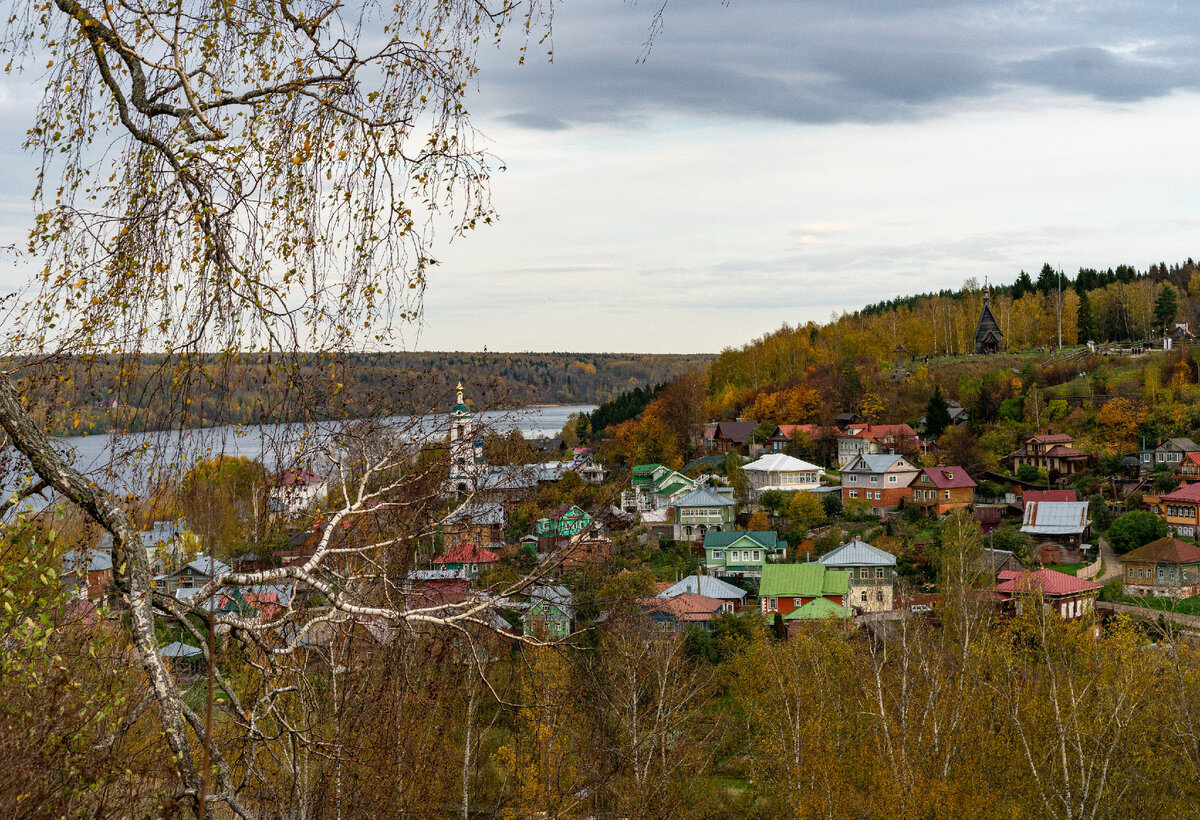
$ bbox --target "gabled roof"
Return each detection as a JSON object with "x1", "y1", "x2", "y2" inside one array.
[
  {"x1": 1022, "y1": 489, "x2": 1077, "y2": 505},
  {"x1": 274, "y1": 469, "x2": 324, "y2": 488},
  {"x1": 918, "y1": 467, "x2": 977, "y2": 489},
  {"x1": 994, "y1": 568, "x2": 1101, "y2": 598},
  {"x1": 844, "y1": 453, "x2": 918, "y2": 474},
  {"x1": 704, "y1": 421, "x2": 757, "y2": 444},
  {"x1": 444, "y1": 501, "x2": 506, "y2": 526},
  {"x1": 158, "y1": 641, "x2": 203, "y2": 658},
  {"x1": 760, "y1": 564, "x2": 850, "y2": 598},
  {"x1": 160, "y1": 555, "x2": 231, "y2": 579},
  {"x1": 433, "y1": 543, "x2": 500, "y2": 565},
  {"x1": 743, "y1": 453, "x2": 823, "y2": 473},
  {"x1": 1159, "y1": 438, "x2": 1200, "y2": 453},
  {"x1": 783, "y1": 597, "x2": 849, "y2": 620},
  {"x1": 771, "y1": 424, "x2": 829, "y2": 441},
  {"x1": 818, "y1": 537, "x2": 897, "y2": 567},
  {"x1": 1162, "y1": 483, "x2": 1200, "y2": 503},
  {"x1": 638, "y1": 593, "x2": 726, "y2": 622},
  {"x1": 526, "y1": 585, "x2": 574, "y2": 618},
  {"x1": 61, "y1": 549, "x2": 113, "y2": 573},
  {"x1": 842, "y1": 423, "x2": 918, "y2": 443},
  {"x1": 657, "y1": 575, "x2": 747, "y2": 601},
  {"x1": 1021, "y1": 501, "x2": 1090, "y2": 535},
  {"x1": 674, "y1": 487, "x2": 735, "y2": 508},
  {"x1": 1121, "y1": 536, "x2": 1200, "y2": 564},
  {"x1": 703, "y1": 530, "x2": 786, "y2": 551}
]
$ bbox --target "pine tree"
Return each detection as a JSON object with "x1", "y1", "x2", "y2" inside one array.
[
  {"x1": 1077, "y1": 290, "x2": 1099, "y2": 343},
  {"x1": 924, "y1": 385, "x2": 953, "y2": 440},
  {"x1": 1155, "y1": 283, "x2": 1179, "y2": 333}
]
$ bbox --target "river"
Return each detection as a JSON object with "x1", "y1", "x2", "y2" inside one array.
[{"x1": 9, "y1": 404, "x2": 596, "y2": 505}]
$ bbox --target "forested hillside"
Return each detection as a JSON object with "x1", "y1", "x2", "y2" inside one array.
[{"x1": 31, "y1": 352, "x2": 711, "y2": 436}]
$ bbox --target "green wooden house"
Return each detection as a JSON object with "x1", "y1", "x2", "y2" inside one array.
[
  {"x1": 521, "y1": 585, "x2": 574, "y2": 639},
  {"x1": 535, "y1": 505, "x2": 595, "y2": 539},
  {"x1": 703, "y1": 530, "x2": 787, "y2": 578},
  {"x1": 672, "y1": 486, "x2": 736, "y2": 541}
]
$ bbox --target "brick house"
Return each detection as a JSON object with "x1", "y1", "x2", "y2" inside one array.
[
  {"x1": 910, "y1": 466, "x2": 977, "y2": 517},
  {"x1": 840, "y1": 453, "x2": 921, "y2": 513},
  {"x1": 836, "y1": 424, "x2": 919, "y2": 469},
  {"x1": 1121, "y1": 537, "x2": 1200, "y2": 598}
]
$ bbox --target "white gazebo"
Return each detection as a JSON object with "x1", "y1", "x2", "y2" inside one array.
[{"x1": 742, "y1": 453, "x2": 825, "y2": 496}]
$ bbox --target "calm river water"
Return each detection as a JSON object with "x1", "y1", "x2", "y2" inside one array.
[{"x1": 10, "y1": 404, "x2": 595, "y2": 504}]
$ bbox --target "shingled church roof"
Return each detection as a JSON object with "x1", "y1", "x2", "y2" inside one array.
[{"x1": 974, "y1": 287, "x2": 1004, "y2": 354}]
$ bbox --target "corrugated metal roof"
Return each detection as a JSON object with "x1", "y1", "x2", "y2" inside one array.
[
  {"x1": 674, "y1": 487, "x2": 735, "y2": 508},
  {"x1": 760, "y1": 564, "x2": 850, "y2": 597},
  {"x1": 444, "y1": 501, "x2": 506, "y2": 526},
  {"x1": 845, "y1": 453, "x2": 914, "y2": 474},
  {"x1": 657, "y1": 575, "x2": 747, "y2": 601},
  {"x1": 818, "y1": 538, "x2": 897, "y2": 567},
  {"x1": 703, "y1": 530, "x2": 785, "y2": 551},
  {"x1": 1021, "y1": 501, "x2": 1090, "y2": 534},
  {"x1": 743, "y1": 453, "x2": 822, "y2": 473}
]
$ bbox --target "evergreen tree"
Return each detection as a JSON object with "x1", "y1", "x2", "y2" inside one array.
[
  {"x1": 1155, "y1": 283, "x2": 1179, "y2": 332},
  {"x1": 1012, "y1": 270, "x2": 1034, "y2": 300},
  {"x1": 1077, "y1": 290, "x2": 1099, "y2": 343},
  {"x1": 924, "y1": 385, "x2": 953, "y2": 439}
]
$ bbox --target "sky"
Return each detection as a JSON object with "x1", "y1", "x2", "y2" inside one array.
[
  {"x1": 410, "y1": 0, "x2": 1200, "y2": 353},
  {"x1": 2, "y1": 0, "x2": 1199, "y2": 355}
]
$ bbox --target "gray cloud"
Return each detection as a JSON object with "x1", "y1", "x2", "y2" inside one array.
[{"x1": 473, "y1": 0, "x2": 1200, "y2": 128}]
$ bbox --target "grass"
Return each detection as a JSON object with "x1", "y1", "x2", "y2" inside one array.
[
  {"x1": 1118, "y1": 595, "x2": 1200, "y2": 617},
  {"x1": 1053, "y1": 563, "x2": 1087, "y2": 576}
]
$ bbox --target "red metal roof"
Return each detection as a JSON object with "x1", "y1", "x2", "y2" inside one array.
[
  {"x1": 434, "y1": 543, "x2": 500, "y2": 565},
  {"x1": 638, "y1": 592, "x2": 725, "y2": 621},
  {"x1": 1023, "y1": 490, "x2": 1078, "y2": 505},
  {"x1": 919, "y1": 466, "x2": 977, "y2": 489},
  {"x1": 1162, "y1": 483, "x2": 1200, "y2": 503},
  {"x1": 994, "y1": 568, "x2": 1102, "y2": 598}
]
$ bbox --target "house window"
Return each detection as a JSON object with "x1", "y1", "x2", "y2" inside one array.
[
  {"x1": 876, "y1": 567, "x2": 884, "y2": 579},
  {"x1": 888, "y1": 475, "x2": 897, "y2": 483},
  {"x1": 870, "y1": 476, "x2": 879, "y2": 484},
  {"x1": 768, "y1": 597, "x2": 777, "y2": 611},
  {"x1": 849, "y1": 490, "x2": 858, "y2": 498},
  {"x1": 713, "y1": 550, "x2": 723, "y2": 560},
  {"x1": 914, "y1": 490, "x2": 921, "y2": 499},
  {"x1": 944, "y1": 491, "x2": 951, "y2": 500},
  {"x1": 876, "y1": 590, "x2": 884, "y2": 602},
  {"x1": 752, "y1": 550, "x2": 761, "y2": 561},
  {"x1": 860, "y1": 568, "x2": 870, "y2": 579},
  {"x1": 848, "y1": 475, "x2": 857, "y2": 483},
  {"x1": 1158, "y1": 568, "x2": 1166, "y2": 581},
  {"x1": 1138, "y1": 569, "x2": 1144, "y2": 578},
  {"x1": 860, "y1": 591, "x2": 868, "y2": 603},
  {"x1": 1128, "y1": 567, "x2": 1134, "y2": 578}
]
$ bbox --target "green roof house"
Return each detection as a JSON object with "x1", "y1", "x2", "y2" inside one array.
[
  {"x1": 703, "y1": 530, "x2": 787, "y2": 578},
  {"x1": 625, "y1": 463, "x2": 699, "y2": 514},
  {"x1": 759, "y1": 563, "x2": 851, "y2": 623}
]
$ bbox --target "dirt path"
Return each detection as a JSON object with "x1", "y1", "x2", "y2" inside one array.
[{"x1": 1097, "y1": 537, "x2": 1122, "y2": 582}]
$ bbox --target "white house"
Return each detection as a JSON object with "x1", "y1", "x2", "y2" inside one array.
[{"x1": 742, "y1": 453, "x2": 825, "y2": 497}]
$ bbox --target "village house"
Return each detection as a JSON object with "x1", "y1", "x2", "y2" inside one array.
[
  {"x1": 441, "y1": 501, "x2": 506, "y2": 550},
  {"x1": 759, "y1": 564, "x2": 851, "y2": 632},
  {"x1": 910, "y1": 466, "x2": 977, "y2": 517},
  {"x1": 817, "y1": 536, "x2": 897, "y2": 613},
  {"x1": 702, "y1": 530, "x2": 787, "y2": 578},
  {"x1": 672, "y1": 486, "x2": 737, "y2": 542},
  {"x1": 702, "y1": 420, "x2": 758, "y2": 455},
  {"x1": 536, "y1": 504, "x2": 598, "y2": 547},
  {"x1": 1146, "y1": 483, "x2": 1200, "y2": 538},
  {"x1": 270, "y1": 468, "x2": 325, "y2": 516},
  {"x1": 767, "y1": 424, "x2": 835, "y2": 453},
  {"x1": 623, "y1": 463, "x2": 697, "y2": 513},
  {"x1": 154, "y1": 554, "x2": 232, "y2": 596},
  {"x1": 404, "y1": 568, "x2": 470, "y2": 607},
  {"x1": 637, "y1": 593, "x2": 728, "y2": 632},
  {"x1": 1139, "y1": 437, "x2": 1200, "y2": 473},
  {"x1": 60, "y1": 549, "x2": 114, "y2": 600},
  {"x1": 432, "y1": 543, "x2": 500, "y2": 580},
  {"x1": 552, "y1": 532, "x2": 614, "y2": 568},
  {"x1": 1020, "y1": 500, "x2": 1091, "y2": 564},
  {"x1": 836, "y1": 423, "x2": 920, "y2": 469},
  {"x1": 980, "y1": 547, "x2": 1025, "y2": 581},
  {"x1": 656, "y1": 575, "x2": 747, "y2": 610},
  {"x1": 994, "y1": 568, "x2": 1101, "y2": 621},
  {"x1": 521, "y1": 585, "x2": 574, "y2": 639},
  {"x1": 1121, "y1": 537, "x2": 1200, "y2": 598},
  {"x1": 840, "y1": 453, "x2": 921, "y2": 513},
  {"x1": 742, "y1": 453, "x2": 825, "y2": 497},
  {"x1": 1176, "y1": 453, "x2": 1200, "y2": 484},
  {"x1": 1005, "y1": 430, "x2": 1090, "y2": 477},
  {"x1": 1020, "y1": 489, "x2": 1078, "y2": 510},
  {"x1": 920, "y1": 400, "x2": 969, "y2": 432}
]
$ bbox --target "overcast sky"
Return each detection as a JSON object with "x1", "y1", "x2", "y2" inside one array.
[
  {"x1": 3, "y1": 0, "x2": 1199, "y2": 355},
  {"x1": 409, "y1": 0, "x2": 1200, "y2": 353}
]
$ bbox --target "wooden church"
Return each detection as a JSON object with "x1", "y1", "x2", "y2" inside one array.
[{"x1": 974, "y1": 287, "x2": 1004, "y2": 354}]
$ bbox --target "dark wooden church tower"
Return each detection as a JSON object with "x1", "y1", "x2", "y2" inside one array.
[{"x1": 974, "y1": 287, "x2": 1003, "y2": 354}]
